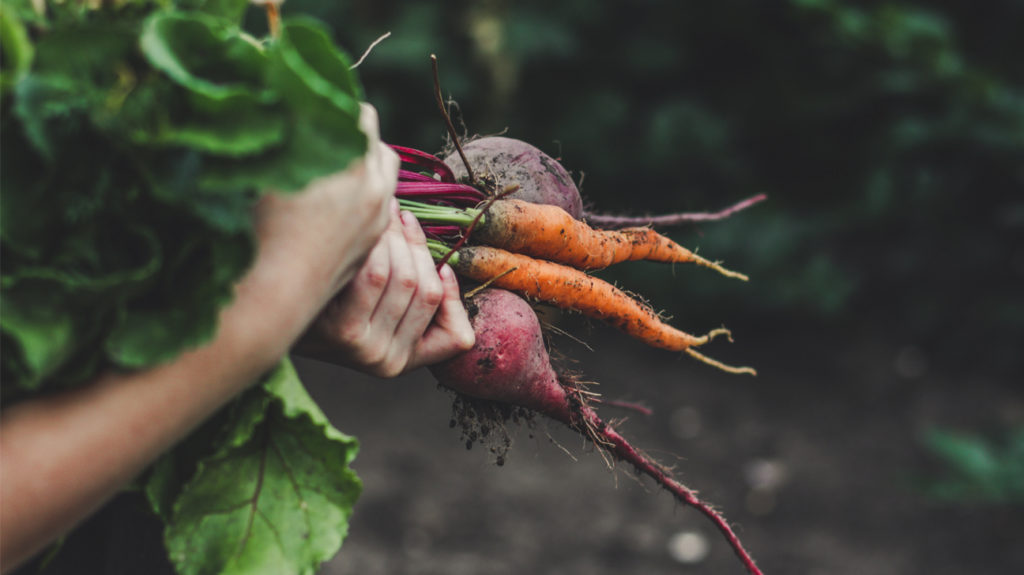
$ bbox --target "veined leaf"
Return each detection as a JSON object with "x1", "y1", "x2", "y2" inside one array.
[
  {"x1": 140, "y1": 11, "x2": 273, "y2": 112},
  {"x1": 193, "y1": 18, "x2": 369, "y2": 193},
  {"x1": 199, "y1": 113, "x2": 365, "y2": 193},
  {"x1": 136, "y1": 103, "x2": 287, "y2": 156},
  {"x1": 147, "y1": 386, "x2": 273, "y2": 522},
  {"x1": 164, "y1": 359, "x2": 361, "y2": 575},
  {"x1": 136, "y1": 12, "x2": 287, "y2": 157},
  {"x1": 268, "y1": 19, "x2": 363, "y2": 119}
]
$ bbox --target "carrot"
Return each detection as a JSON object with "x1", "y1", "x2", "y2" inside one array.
[
  {"x1": 438, "y1": 244, "x2": 756, "y2": 374},
  {"x1": 407, "y1": 198, "x2": 747, "y2": 280},
  {"x1": 484, "y1": 200, "x2": 747, "y2": 279}
]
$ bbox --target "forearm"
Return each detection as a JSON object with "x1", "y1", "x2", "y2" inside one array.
[
  {"x1": 0, "y1": 99, "x2": 397, "y2": 571},
  {"x1": 0, "y1": 249, "x2": 320, "y2": 571}
]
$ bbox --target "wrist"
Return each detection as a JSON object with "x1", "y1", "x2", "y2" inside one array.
[{"x1": 226, "y1": 246, "x2": 332, "y2": 365}]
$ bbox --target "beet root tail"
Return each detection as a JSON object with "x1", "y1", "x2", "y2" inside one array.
[{"x1": 572, "y1": 403, "x2": 763, "y2": 575}]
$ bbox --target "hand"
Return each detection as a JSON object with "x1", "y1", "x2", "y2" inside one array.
[{"x1": 297, "y1": 203, "x2": 476, "y2": 377}]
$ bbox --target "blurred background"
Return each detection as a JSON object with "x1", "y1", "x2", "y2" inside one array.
[{"x1": 277, "y1": 0, "x2": 1022, "y2": 573}]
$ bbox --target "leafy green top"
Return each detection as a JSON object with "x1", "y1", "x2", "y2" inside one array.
[{"x1": 2, "y1": 1, "x2": 367, "y2": 573}]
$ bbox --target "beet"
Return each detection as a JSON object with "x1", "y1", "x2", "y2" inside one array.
[
  {"x1": 429, "y1": 288, "x2": 762, "y2": 574},
  {"x1": 429, "y1": 289, "x2": 571, "y2": 420},
  {"x1": 443, "y1": 137, "x2": 584, "y2": 220}
]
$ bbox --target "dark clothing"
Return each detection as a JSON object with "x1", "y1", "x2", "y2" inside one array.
[{"x1": 14, "y1": 493, "x2": 176, "y2": 575}]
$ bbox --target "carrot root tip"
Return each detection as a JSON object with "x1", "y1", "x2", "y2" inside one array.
[
  {"x1": 689, "y1": 327, "x2": 731, "y2": 347},
  {"x1": 706, "y1": 327, "x2": 734, "y2": 343},
  {"x1": 686, "y1": 348, "x2": 758, "y2": 375},
  {"x1": 691, "y1": 254, "x2": 749, "y2": 281}
]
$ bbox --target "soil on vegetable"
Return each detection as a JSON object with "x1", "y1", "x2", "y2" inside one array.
[
  {"x1": 447, "y1": 392, "x2": 536, "y2": 465},
  {"x1": 299, "y1": 316, "x2": 1024, "y2": 575}
]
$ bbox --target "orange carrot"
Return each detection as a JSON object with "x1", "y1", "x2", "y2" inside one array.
[
  {"x1": 474, "y1": 199, "x2": 747, "y2": 279},
  {"x1": 447, "y1": 245, "x2": 755, "y2": 374}
]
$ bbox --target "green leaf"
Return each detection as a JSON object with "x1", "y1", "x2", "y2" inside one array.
[
  {"x1": 12, "y1": 74, "x2": 94, "y2": 162},
  {"x1": 261, "y1": 357, "x2": 353, "y2": 446},
  {"x1": 0, "y1": 116, "x2": 52, "y2": 257},
  {"x1": 925, "y1": 429, "x2": 1000, "y2": 481},
  {"x1": 0, "y1": 288, "x2": 80, "y2": 390},
  {"x1": 137, "y1": 104, "x2": 286, "y2": 157},
  {"x1": 268, "y1": 19, "x2": 363, "y2": 118},
  {"x1": 175, "y1": 0, "x2": 252, "y2": 24},
  {"x1": 165, "y1": 359, "x2": 361, "y2": 575},
  {"x1": 145, "y1": 453, "x2": 183, "y2": 522},
  {"x1": 105, "y1": 230, "x2": 253, "y2": 368},
  {"x1": 199, "y1": 113, "x2": 365, "y2": 193},
  {"x1": 0, "y1": 4, "x2": 35, "y2": 93},
  {"x1": 140, "y1": 11, "x2": 272, "y2": 111},
  {"x1": 139, "y1": 150, "x2": 259, "y2": 234},
  {"x1": 17, "y1": 21, "x2": 139, "y2": 148},
  {"x1": 196, "y1": 18, "x2": 368, "y2": 193},
  {"x1": 147, "y1": 387, "x2": 272, "y2": 521},
  {"x1": 137, "y1": 11, "x2": 286, "y2": 156},
  {"x1": 2, "y1": 224, "x2": 162, "y2": 293}
]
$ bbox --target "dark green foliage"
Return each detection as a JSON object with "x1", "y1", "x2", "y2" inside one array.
[
  {"x1": 922, "y1": 428, "x2": 1024, "y2": 503},
  {"x1": 1, "y1": 2, "x2": 365, "y2": 572},
  {"x1": 1, "y1": 1, "x2": 366, "y2": 393}
]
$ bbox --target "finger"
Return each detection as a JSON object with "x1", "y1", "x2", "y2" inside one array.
[
  {"x1": 359, "y1": 143, "x2": 400, "y2": 244},
  {"x1": 389, "y1": 210, "x2": 445, "y2": 355},
  {"x1": 318, "y1": 219, "x2": 393, "y2": 342},
  {"x1": 319, "y1": 197, "x2": 401, "y2": 333},
  {"x1": 408, "y1": 264, "x2": 476, "y2": 369},
  {"x1": 365, "y1": 208, "x2": 418, "y2": 339},
  {"x1": 358, "y1": 102, "x2": 381, "y2": 143},
  {"x1": 433, "y1": 264, "x2": 476, "y2": 348}
]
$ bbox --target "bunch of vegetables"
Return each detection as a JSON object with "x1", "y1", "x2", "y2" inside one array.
[
  {"x1": 2, "y1": 1, "x2": 764, "y2": 574},
  {"x1": 396, "y1": 138, "x2": 754, "y2": 368},
  {"x1": 391, "y1": 134, "x2": 763, "y2": 573}
]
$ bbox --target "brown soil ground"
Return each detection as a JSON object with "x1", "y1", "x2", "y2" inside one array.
[{"x1": 300, "y1": 318, "x2": 1024, "y2": 575}]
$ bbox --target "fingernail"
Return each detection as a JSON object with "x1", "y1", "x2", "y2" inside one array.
[
  {"x1": 400, "y1": 210, "x2": 419, "y2": 229},
  {"x1": 461, "y1": 327, "x2": 476, "y2": 348}
]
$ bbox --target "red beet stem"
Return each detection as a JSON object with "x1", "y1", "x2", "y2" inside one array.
[
  {"x1": 391, "y1": 145, "x2": 456, "y2": 182},
  {"x1": 584, "y1": 194, "x2": 767, "y2": 229},
  {"x1": 395, "y1": 181, "x2": 486, "y2": 201},
  {"x1": 399, "y1": 169, "x2": 439, "y2": 182},
  {"x1": 423, "y1": 225, "x2": 463, "y2": 238}
]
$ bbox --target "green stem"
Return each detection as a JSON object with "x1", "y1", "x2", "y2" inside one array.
[
  {"x1": 426, "y1": 239, "x2": 460, "y2": 265},
  {"x1": 399, "y1": 199, "x2": 483, "y2": 227}
]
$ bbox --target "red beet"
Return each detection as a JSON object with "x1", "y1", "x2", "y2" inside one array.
[
  {"x1": 430, "y1": 288, "x2": 762, "y2": 575},
  {"x1": 429, "y1": 289, "x2": 574, "y2": 420},
  {"x1": 443, "y1": 137, "x2": 584, "y2": 220}
]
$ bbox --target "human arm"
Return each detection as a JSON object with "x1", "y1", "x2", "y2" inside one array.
[{"x1": 0, "y1": 105, "x2": 400, "y2": 571}]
